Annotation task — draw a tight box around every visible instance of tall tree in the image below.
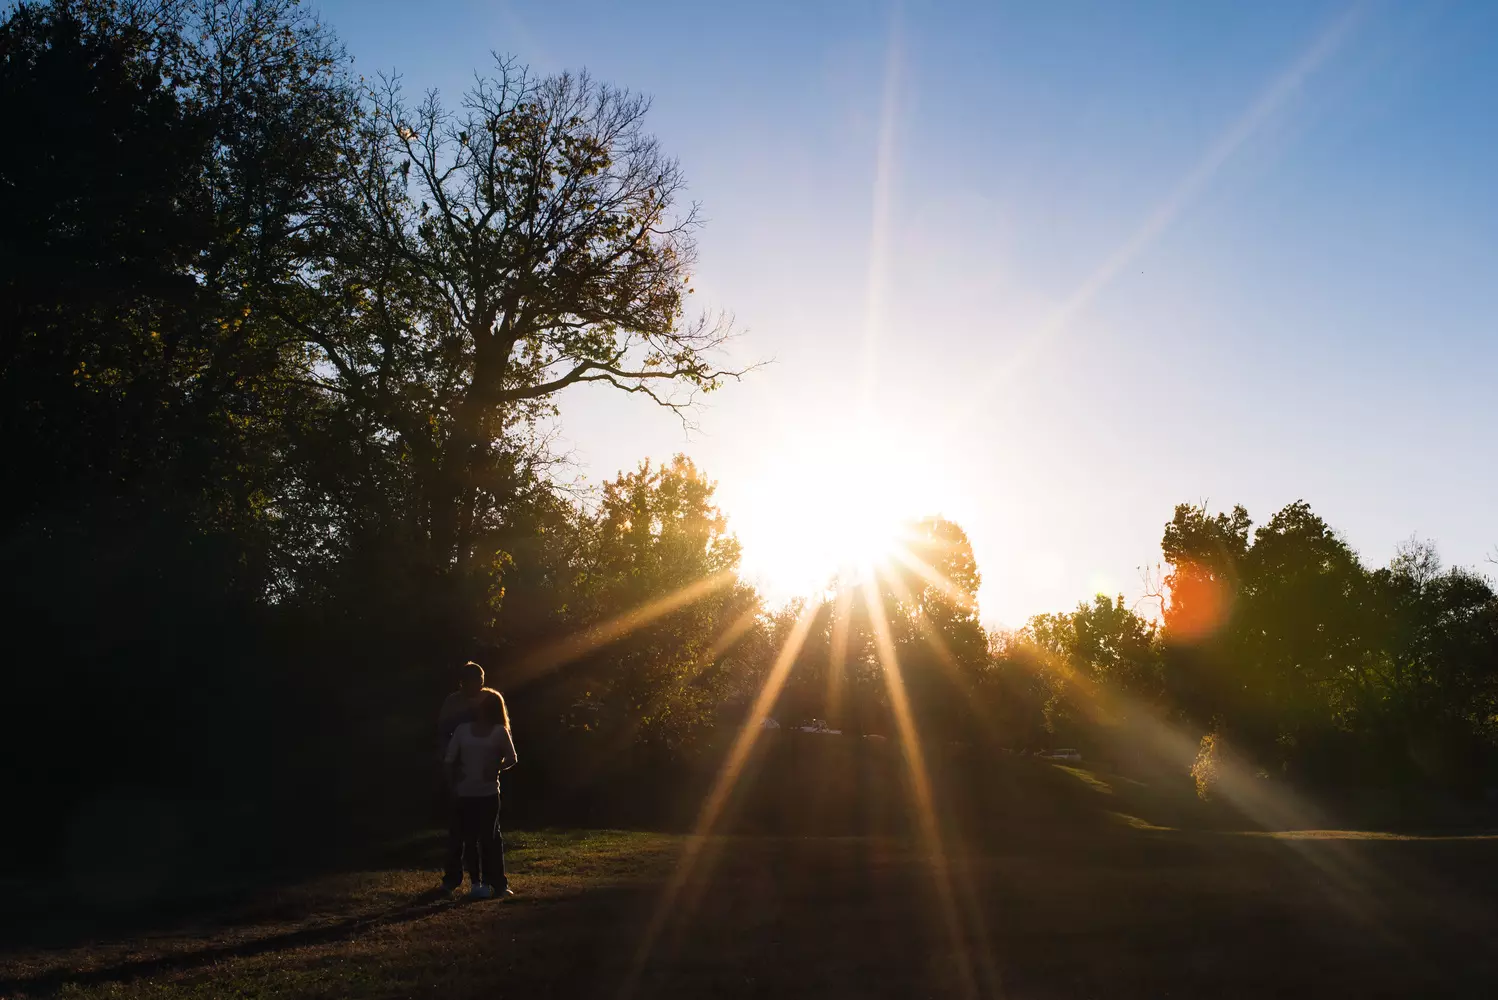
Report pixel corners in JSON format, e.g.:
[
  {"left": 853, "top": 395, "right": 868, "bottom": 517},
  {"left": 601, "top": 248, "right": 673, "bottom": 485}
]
[
  {"left": 0, "top": 0, "right": 361, "bottom": 856},
  {"left": 1019, "top": 595, "right": 1161, "bottom": 741},
  {"left": 312, "top": 62, "right": 747, "bottom": 581},
  {"left": 889, "top": 517, "right": 990, "bottom": 738},
  {"left": 1160, "top": 500, "right": 1498, "bottom": 785},
  {"left": 1233, "top": 501, "right": 1368, "bottom": 759},
  {"left": 559, "top": 456, "right": 764, "bottom": 751},
  {"left": 0, "top": 0, "right": 354, "bottom": 597},
  {"left": 1158, "top": 502, "right": 1253, "bottom": 732}
]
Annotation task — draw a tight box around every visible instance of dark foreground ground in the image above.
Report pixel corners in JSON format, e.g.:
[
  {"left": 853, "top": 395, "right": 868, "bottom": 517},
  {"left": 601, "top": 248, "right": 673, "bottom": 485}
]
[{"left": 4, "top": 757, "right": 1498, "bottom": 999}]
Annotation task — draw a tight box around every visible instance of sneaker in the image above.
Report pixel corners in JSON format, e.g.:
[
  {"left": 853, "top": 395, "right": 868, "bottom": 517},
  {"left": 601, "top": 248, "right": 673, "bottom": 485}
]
[
  {"left": 496, "top": 886, "right": 516, "bottom": 900},
  {"left": 469, "top": 883, "right": 495, "bottom": 900}
]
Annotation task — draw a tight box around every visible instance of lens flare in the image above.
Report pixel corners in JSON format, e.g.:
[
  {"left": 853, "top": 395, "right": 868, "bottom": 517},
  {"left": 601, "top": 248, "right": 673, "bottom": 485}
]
[
  {"left": 860, "top": 575, "right": 982, "bottom": 1000},
  {"left": 1164, "top": 564, "right": 1232, "bottom": 641},
  {"left": 510, "top": 570, "right": 739, "bottom": 686},
  {"left": 618, "top": 600, "right": 822, "bottom": 1000}
]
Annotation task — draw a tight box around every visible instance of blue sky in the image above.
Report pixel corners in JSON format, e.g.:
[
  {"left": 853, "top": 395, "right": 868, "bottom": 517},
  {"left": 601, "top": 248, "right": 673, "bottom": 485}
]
[{"left": 316, "top": 0, "right": 1498, "bottom": 625}]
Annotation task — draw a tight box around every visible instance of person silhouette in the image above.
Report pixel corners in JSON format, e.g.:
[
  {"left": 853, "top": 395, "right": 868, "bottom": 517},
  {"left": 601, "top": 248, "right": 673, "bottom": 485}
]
[
  {"left": 438, "top": 661, "right": 485, "bottom": 892},
  {"left": 444, "top": 687, "right": 517, "bottom": 898}
]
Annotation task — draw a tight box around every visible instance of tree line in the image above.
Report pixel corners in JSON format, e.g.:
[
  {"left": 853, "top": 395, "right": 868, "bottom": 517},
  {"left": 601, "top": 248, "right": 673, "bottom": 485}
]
[
  {"left": 989, "top": 503, "right": 1498, "bottom": 795},
  {"left": 2, "top": 1, "right": 1494, "bottom": 871},
  {"left": 0, "top": 0, "right": 750, "bottom": 859}
]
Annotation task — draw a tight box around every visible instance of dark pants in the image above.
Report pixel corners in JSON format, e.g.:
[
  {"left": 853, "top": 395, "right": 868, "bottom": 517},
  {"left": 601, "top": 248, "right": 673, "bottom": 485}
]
[
  {"left": 444, "top": 794, "right": 465, "bottom": 884},
  {"left": 454, "top": 794, "right": 505, "bottom": 888}
]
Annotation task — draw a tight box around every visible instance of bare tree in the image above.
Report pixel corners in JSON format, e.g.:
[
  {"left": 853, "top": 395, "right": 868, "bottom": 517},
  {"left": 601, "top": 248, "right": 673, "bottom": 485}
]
[
  {"left": 309, "top": 59, "right": 750, "bottom": 566},
  {"left": 1391, "top": 535, "right": 1442, "bottom": 590}
]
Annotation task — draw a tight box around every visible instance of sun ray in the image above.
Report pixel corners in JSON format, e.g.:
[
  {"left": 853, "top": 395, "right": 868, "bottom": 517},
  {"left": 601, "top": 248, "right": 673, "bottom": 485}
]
[
  {"left": 1003, "top": 640, "right": 1405, "bottom": 937},
  {"left": 617, "top": 600, "right": 823, "bottom": 1000},
  {"left": 859, "top": 577, "right": 981, "bottom": 1000},
  {"left": 876, "top": 559, "right": 1004, "bottom": 745},
  {"left": 868, "top": 565, "right": 1007, "bottom": 997},
  {"left": 826, "top": 584, "right": 854, "bottom": 728},
  {"left": 509, "top": 569, "right": 739, "bottom": 687},
  {"left": 887, "top": 543, "right": 981, "bottom": 615},
  {"left": 556, "top": 604, "right": 767, "bottom": 787},
  {"left": 859, "top": 0, "right": 903, "bottom": 412},
  {"left": 943, "top": 2, "right": 1363, "bottom": 432}
]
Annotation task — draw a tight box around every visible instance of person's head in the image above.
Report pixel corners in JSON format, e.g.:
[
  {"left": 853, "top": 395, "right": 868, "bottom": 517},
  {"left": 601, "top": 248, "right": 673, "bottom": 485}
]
[
  {"left": 458, "top": 661, "right": 485, "bottom": 697},
  {"left": 475, "top": 687, "right": 511, "bottom": 732}
]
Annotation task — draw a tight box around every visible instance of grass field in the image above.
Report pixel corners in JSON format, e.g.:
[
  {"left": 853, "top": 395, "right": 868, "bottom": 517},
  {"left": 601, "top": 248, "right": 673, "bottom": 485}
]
[{"left": 4, "top": 755, "right": 1498, "bottom": 999}]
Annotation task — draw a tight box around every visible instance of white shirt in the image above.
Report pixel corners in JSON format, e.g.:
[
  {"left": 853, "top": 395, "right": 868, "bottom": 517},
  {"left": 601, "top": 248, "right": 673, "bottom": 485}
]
[{"left": 445, "top": 722, "right": 517, "bottom": 798}]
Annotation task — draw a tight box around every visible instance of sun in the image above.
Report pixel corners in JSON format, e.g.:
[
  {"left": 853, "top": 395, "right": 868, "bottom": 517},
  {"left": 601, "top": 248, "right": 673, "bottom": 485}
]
[
  {"left": 738, "top": 470, "right": 904, "bottom": 597},
  {"left": 729, "top": 415, "right": 951, "bottom": 600}
]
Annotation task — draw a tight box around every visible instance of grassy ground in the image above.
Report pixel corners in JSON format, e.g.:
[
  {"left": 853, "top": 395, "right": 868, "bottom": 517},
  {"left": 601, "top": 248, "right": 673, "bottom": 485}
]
[{"left": 4, "top": 758, "right": 1498, "bottom": 999}]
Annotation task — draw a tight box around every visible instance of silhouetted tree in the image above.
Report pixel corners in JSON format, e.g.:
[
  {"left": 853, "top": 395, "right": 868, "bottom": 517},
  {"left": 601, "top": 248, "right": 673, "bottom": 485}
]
[
  {"left": 306, "top": 62, "right": 748, "bottom": 586},
  {"left": 1158, "top": 500, "right": 1498, "bottom": 787},
  {"left": 0, "top": 0, "right": 362, "bottom": 861},
  {"left": 1023, "top": 594, "right": 1162, "bottom": 741},
  {"left": 546, "top": 456, "right": 765, "bottom": 752},
  {"left": 984, "top": 629, "right": 1053, "bottom": 750},
  {"left": 770, "top": 517, "right": 990, "bottom": 741}
]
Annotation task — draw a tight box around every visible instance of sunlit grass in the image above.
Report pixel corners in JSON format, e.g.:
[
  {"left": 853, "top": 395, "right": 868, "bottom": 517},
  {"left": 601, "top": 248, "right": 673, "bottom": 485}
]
[
  {"left": 505, "top": 829, "right": 682, "bottom": 877},
  {"left": 1235, "top": 829, "right": 1498, "bottom": 842},
  {"left": 1054, "top": 764, "right": 1116, "bottom": 796},
  {"left": 1108, "top": 811, "right": 1176, "bottom": 832},
  {"left": 2, "top": 829, "right": 686, "bottom": 1000},
  {"left": 9, "top": 785, "right": 1497, "bottom": 999}
]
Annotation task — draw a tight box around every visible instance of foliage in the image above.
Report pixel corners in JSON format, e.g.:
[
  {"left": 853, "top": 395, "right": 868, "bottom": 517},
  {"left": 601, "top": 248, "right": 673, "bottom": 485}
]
[
  {"left": 0, "top": 1, "right": 752, "bottom": 865},
  {"left": 1158, "top": 501, "right": 1498, "bottom": 786},
  {"left": 562, "top": 456, "right": 765, "bottom": 751},
  {"left": 0, "top": 0, "right": 351, "bottom": 589},
  {"left": 299, "top": 59, "right": 747, "bottom": 586},
  {"left": 1020, "top": 594, "right": 1162, "bottom": 738},
  {"left": 0, "top": 0, "right": 364, "bottom": 852},
  {"left": 3, "top": 0, "right": 1496, "bottom": 883},
  {"left": 1190, "top": 730, "right": 1222, "bottom": 800},
  {"left": 989, "top": 500, "right": 1496, "bottom": 794}
]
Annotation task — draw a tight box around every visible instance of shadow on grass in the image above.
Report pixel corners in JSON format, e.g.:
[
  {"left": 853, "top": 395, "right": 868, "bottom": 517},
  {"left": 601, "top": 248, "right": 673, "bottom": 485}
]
[
  {"left": 0, "top": 887, "right": 459, "bottom": 996},
  {"left": 0, "top": 829, "right": 452, "bottom": 956},
  {"left": 1, "top": 880, "right": 663, "bottom": 1000},
  {"left": 6, "top": 829, "right": 1498, "bottom": 999}
]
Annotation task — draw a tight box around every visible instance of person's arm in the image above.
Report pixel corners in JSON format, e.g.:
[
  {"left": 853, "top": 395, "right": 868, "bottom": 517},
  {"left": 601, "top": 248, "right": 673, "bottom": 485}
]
[
  {"left": 444, "top": 728, "right": 463, "bottom": 786},
  {"left": 479, "top": 729, "right": 511, "bottom": 784},
  {"left": 436, "top": 694, "right": 462, "bottom": 754},
  {"left": 499, "top": 726, "right": 518, "bottom": 772}
]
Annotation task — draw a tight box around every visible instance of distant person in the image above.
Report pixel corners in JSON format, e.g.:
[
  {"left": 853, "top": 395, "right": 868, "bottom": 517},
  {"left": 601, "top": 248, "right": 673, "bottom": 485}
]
[
  {"left": 438, "top": 661, "right": 485, "bottom": 892},
  {"left": 444, "top": 686, "right": 518, "bottom": 899}
]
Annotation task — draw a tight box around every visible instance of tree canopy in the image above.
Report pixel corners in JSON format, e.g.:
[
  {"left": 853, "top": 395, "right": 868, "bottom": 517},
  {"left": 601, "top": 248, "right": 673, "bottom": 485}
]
[{"left": 2, "top": 0, "right": 1495, "bottom": 876}]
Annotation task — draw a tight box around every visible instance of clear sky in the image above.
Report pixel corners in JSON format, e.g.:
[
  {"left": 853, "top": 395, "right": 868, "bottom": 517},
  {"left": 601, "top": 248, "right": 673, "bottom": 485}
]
[{"left": 315, "top": 0, "right": 1498, "bottom": 626}]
